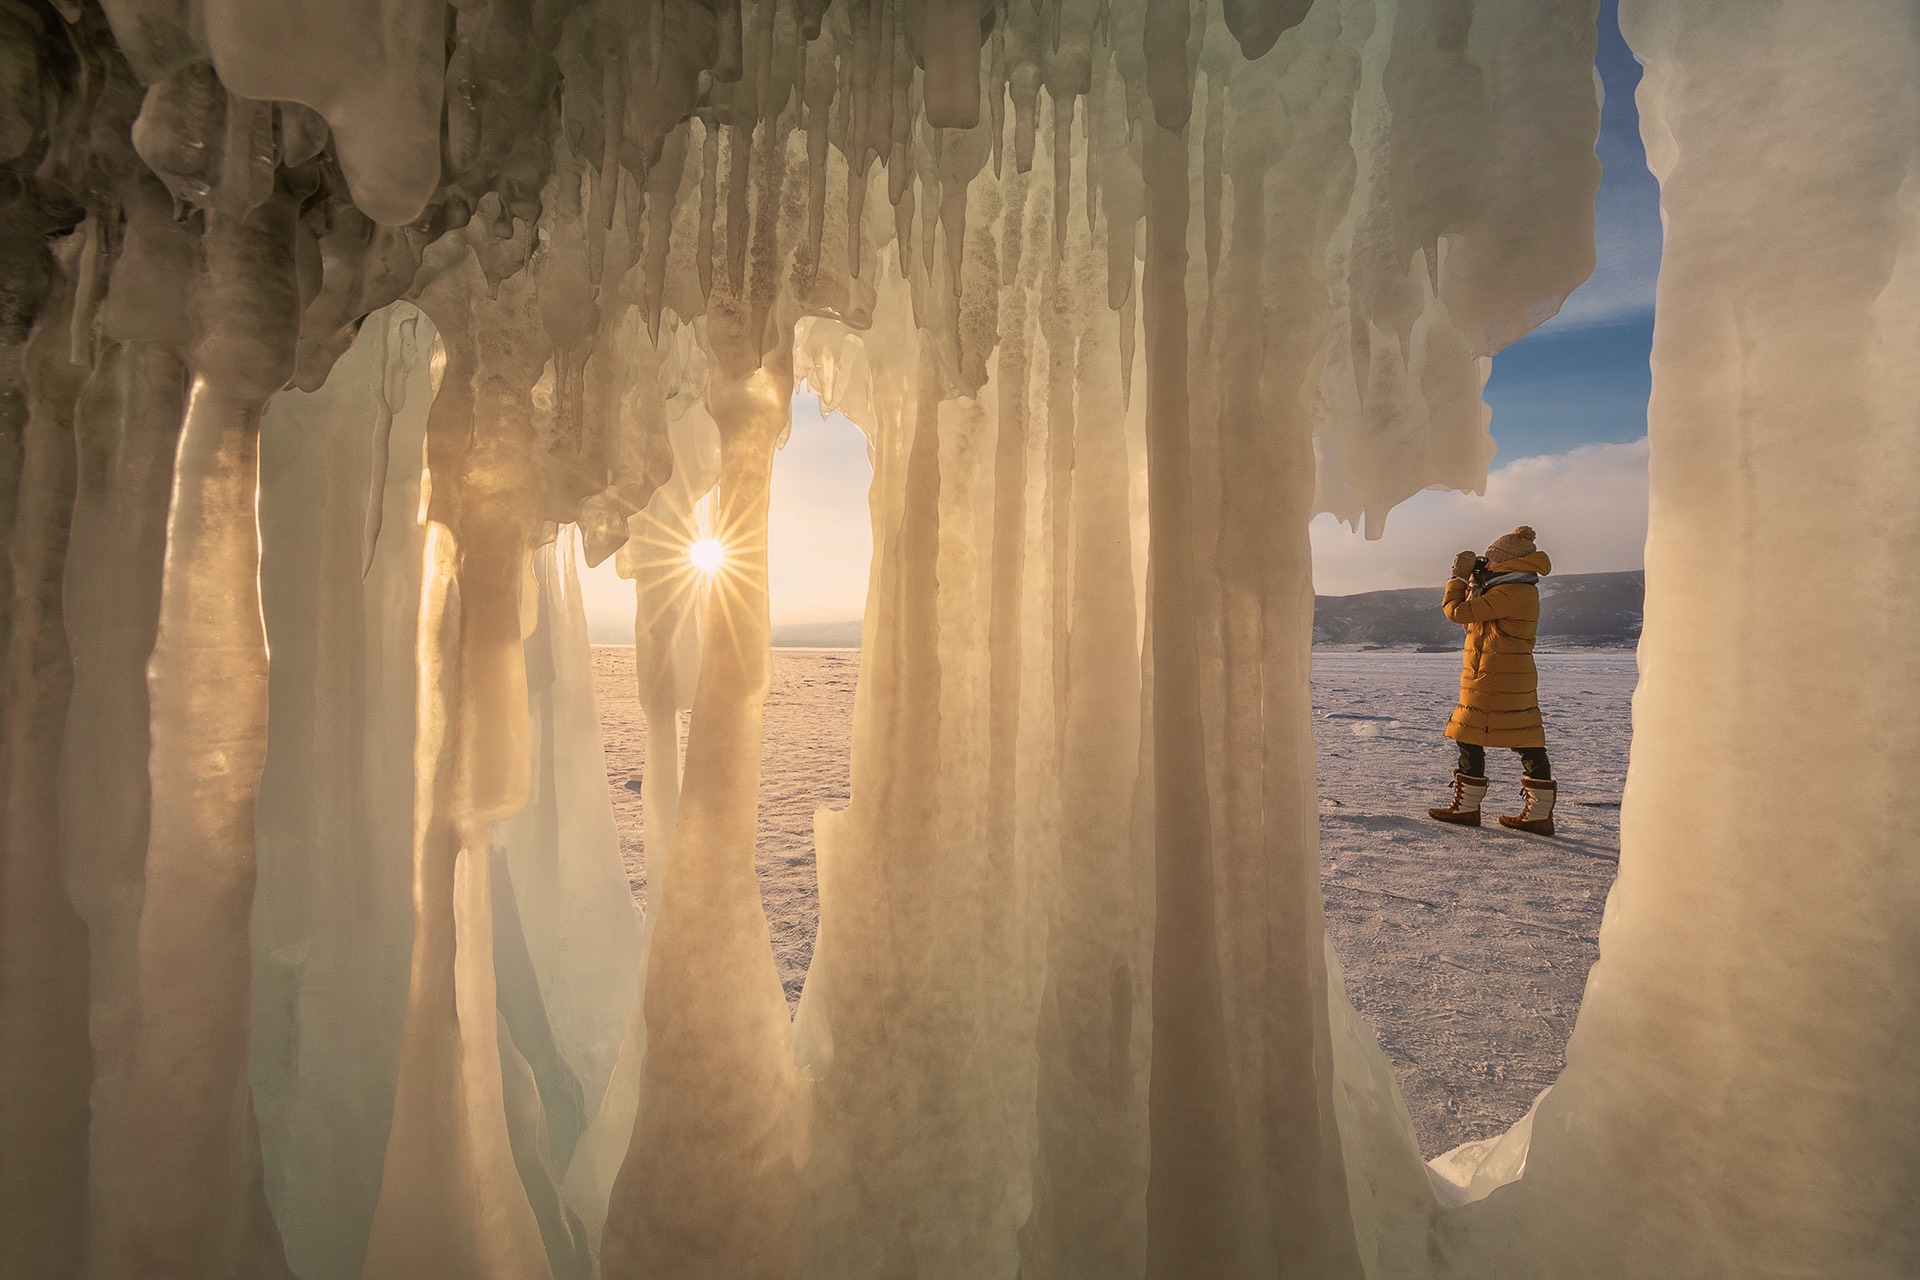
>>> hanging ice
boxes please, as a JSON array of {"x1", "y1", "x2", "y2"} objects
[{"x1": 0, "y1": 2, "x2": 1913, "y2": 1279}]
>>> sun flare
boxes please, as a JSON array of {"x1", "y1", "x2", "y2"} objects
[{"x1": 688, "y1": 536, "x2": 727, "y2": 576}]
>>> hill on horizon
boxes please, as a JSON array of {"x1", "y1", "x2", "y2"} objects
[
  {"x1": 591, "y1": 570, "x2": 1643, "y2": 652},
  {"x1": 1312, "y1": 569, "x2": 1643, "y2": 651}
]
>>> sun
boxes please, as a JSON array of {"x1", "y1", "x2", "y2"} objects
[{"x1": 688, "y1": 536, "x2": 727, "y2": 576}]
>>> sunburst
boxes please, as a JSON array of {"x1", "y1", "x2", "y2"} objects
[
  {"x1": 613, "y1": 492, "x2": 763, "y2": 662},
  {"x1": 688, "y1": 536, "x2": 727, "y2": 576}
]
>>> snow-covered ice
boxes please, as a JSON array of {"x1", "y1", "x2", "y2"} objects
[
  {"x1": 1312, "y1": 651, "x2": 1630, "y2": 1155},
  {"x1": 593, "y1": 645, "x2": 1632, "y2": 1155}
]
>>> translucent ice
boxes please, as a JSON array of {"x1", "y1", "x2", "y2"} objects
[{"x1": 0, "y1": 3, "x2": 1912, "y2": 1279}]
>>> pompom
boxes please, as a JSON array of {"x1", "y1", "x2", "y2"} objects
[{"x1": 1513, "y1": 525, "x2": 1535, "y2": 540}]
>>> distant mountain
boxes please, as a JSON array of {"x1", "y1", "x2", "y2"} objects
[
  {"x1": 1313, "y1": 570, "x2": 1643, "y2": 651},
  {"x1": 771, "y1": 620, "x2": 862, "y2": 649},
  {"x1": 647, "y1": 573, "x2": 1641, "y2": 653}
]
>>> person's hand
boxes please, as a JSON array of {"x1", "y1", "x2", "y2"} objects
[{"x1": 1450, "y1": 550, "x2": 1478, "y2": 581}]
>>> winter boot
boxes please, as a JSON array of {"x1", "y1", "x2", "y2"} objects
[
  {"x1": 1499, "y1": 778, "x2": 1557, "y2": 836},
  {"x1": 1428, "y1": 772, "x2": 1489, "y2": 826}
]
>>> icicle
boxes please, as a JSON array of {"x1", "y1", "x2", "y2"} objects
[
  {"x1": 1011, "y1": 62, "x2": 1041, "y2": 172},
  {"x1": 1219, "y1": 0, "x2": 1310, "y2": 62},
  {"x1": 887, "y1": 25, "x2": 914, "y2": 211},
  {"x1": 1052, "y1": 92, "x2": 1072, "y2": 258},
  {"x1": 871, "y1": 0, "x2": 898, "y2": 177},
  {"x1": 253, "y1": 305, "x2": 429, "y2": 1279},
  {"x1": 599, "y1": 362, "x2": 802, "y2": 1280},
  {"x1": 360, "y1": 250, "x2": 555, "y2": 1280},
  {"x1": 1201, "y1": 70, "x2": 1223, "y2": 285},
  {"x1": 921, "y1": 0, "x2": 983, "y2": 129},
  {"x1": 642, "y1": 128, "x2": 689, "y2": 342},
  {"x1": 716, "y1": 0, "x2": 744, "y2": 84},
  {"x1": 359, "y1": 309, "x2": 417, "y2": 576},
  {"x1": 698, "y1": 123, "x2": 718, "y2": 299},
  {"x1": 126, "y1": 375, "x2": 294, "y2": 1277},
  {"x1": 69, "y1": 211, "x2": 107, "y2": 366},
  {"x1": 1141, "y1": 0, "x2": 1190, "y2": 132},
  {"x1": 58, "y1": 337, "x2": 189, "y2": 1277},
  {"x1": 217, "y1": 91, "x2": 276, "y2": 217},
  {"x1": 1022, "y1": 242, "x2": 1148, "y2": 1280},
  {"x1": 1, "y1": 271, "x2": 89, "y2": 1280},
  {"x1": 1137, "y1": 117, "x2": 1244, "y2": 1279},
  {"x1": 598, "y1": 53, "x2": 626, "y2": 233},
  {"x1": 725, "y1": 124, "x2": 753, "y2": 293},
  {"x1": 277, "y1": 102, "x2": 331, "y2": 167},
  {"x1": 199, "y1": 0, "x2": 447, "y2": 225},
  {"x1": 1083, "y1": 49, "x2": 1102, "y2": 233},
  {"x1": 988, "y1": 23, "x2": 1007, "y2": 179},
  {"x1": 803, "y1": 36, "x2": 832, "y2": 281},
  {"x1": 130, "y1": 61, "x2": 228, "y2": 212}
]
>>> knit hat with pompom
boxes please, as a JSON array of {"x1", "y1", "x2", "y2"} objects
[{"x1": 1485, "y1": 526, "x2": 1537, "y2": 564}]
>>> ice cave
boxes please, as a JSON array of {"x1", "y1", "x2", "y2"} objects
[{"x1": 0, "y1": 0, "x2": 1914, "y2": 1276}]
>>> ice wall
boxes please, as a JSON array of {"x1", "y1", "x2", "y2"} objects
[
  {"x1": 1429, "y1": 4, "x2": 1920, "y2": 1276},
  {"x1": 0, "y1": 1, "x2": 1911, "y2": 1278}
]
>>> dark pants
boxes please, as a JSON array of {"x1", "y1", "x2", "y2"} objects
[{"x1": 1457, "y1": 742, "x2": 1552, "y2": 780}]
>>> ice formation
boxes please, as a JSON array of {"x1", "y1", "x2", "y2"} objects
[{"x1": 0, "y1": 1, "x2": 1912, "y2": 1278}]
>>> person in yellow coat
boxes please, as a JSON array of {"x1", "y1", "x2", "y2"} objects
[{"x1": 1427, "y1": 525, "x2": 1557, "y2": 835}]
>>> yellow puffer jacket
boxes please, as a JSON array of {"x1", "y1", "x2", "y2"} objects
[{"x1": 1442, "y1": 551, "x2": 1552, "y2": 748}]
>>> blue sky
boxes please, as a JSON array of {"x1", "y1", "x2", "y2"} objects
[
  {"x1": 1482, "y1": 0, "x2": 1657, "y2": 459},
  {"x1": 582, "y1": 3, "x2": 1659, "y2": 637}
]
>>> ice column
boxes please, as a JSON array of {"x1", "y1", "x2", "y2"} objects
[
  {"x1": 0, "y1": 252, "x2": 89, "y2": 1277},
  {"x1": 100, "y1": 186, "x2": 305, "y2": 1277},
  {"x1": 600, "y1": 120, "x2": 808, "y2": 1274},
  {"x1": 252, "y1": 306, "x2": 434, "y2": 1280},
  {"x1": 358, "y1": 242, "x2": 554, "y2": 1280}
]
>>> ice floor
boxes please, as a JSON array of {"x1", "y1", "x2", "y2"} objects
[{"x1": 592, "y1": 646, "x2": 1633, "y2": 1156}]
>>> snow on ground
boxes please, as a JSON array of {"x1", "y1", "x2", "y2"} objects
[
  {"x1": 1313, "y1": 650, "x2": 1631, "y2": 1153},
  {"x1": 591, "y1": 646, "x2": 1634, "y2": 1156}
]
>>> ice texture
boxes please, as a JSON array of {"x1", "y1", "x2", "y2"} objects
[{"x1": 0, "y1": 2, "x2": 1912, "y2": 1279}]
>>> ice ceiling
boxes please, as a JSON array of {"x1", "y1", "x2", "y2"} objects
[{"x1": 0, "y1": 0, "x2": 1915, "y2": 1277}]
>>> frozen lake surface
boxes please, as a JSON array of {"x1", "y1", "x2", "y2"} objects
[{"x1": 591, "y1": 646, "x2": 1633, "y2": 1156}]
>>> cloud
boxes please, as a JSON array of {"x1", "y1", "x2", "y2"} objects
[{"x1": 1311, "y1": 438, "x2": 1648, "y2": 596}]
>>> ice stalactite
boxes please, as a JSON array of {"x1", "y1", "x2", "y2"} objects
[
  {"x1": 253, "y1": 306, "x2": 433, "y2": 1280},
  {"x1": 1, "y1": 253, "x2": 89, "y2": 1277},
  {"x1": 125, "y1": 376, "x2": 289, "y2": 1278},
  {"x1": 59, "y1": 325, "x2": 187, "y2": 1279},
  {"x1": 495, "y1": 528, "x2": 642, "y2": 1152},
  {"x1": 562, "y1": 366, "x2": 721, "y2": 1244},
  {"x1": 3, "y1": 1, "x2": 1914, "y2": 1277},
  {"x1": 602, "y1": 360, "x2": 805, "y2": 1280},
  {"x1": 358, "y1": 239, "x2": 554, "y2": 1280},
  {"x1": 48, "y1": 151, "x2": 314, "y2": 1275},
  {"x1": 108, "y1": 180, "x2": 312, "y2": 1278}
]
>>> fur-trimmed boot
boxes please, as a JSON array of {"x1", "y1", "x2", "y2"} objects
[
  {"x1": 1428, "y1": 772, "x2": 1489, "y2": 826},
  {"x1": 1499, "y1": 777, "x2": 1557, "y2": 836}
]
